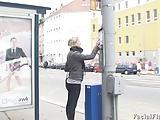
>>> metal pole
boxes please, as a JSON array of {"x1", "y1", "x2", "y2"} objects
[
  {"x1": 101, "y1": 0, "x2": 115, "y2": 120},
  {"x1": 34, "y1": 14, "x2": 39, "y2": 120},
  {"x1": 113, "y1": 95, "x2": 118, "y2": 120}
]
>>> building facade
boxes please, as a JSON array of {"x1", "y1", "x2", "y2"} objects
[
  {"x1": 42, "y1": 0, "x2": 99, "y2": 64},
  {"x1": 90, "y1": 11, "x2": 102, "y2": 48},
  {"x1": 114, "y1": 0, "x2": 160, "y2": 70},
  {"x1": 39, "y1": 18, "x2": 45, "y2": 64}
]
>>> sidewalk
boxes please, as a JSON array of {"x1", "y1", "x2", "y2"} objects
[
  {"x1": 0, "y1": 99, "x2": 84, "y2": 120},
  {"x1": 140, "y1": 70, "x2": 156, "y2": 75}
]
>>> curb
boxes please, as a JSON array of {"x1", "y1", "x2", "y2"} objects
[{"x1": 40, "y1": 97, "x2": 84, "y2": 114}]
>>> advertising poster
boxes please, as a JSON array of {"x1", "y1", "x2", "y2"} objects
[{"x1": 0, "y1": 16, "x2": 32, "y2": 111}]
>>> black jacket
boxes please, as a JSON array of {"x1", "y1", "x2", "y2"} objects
[
  {"x1": 65, "y1": 46, "x2": 99, "y2": 82},
  {"x1": 5, "y1": 47, "x2": 26, "y2": 61}
]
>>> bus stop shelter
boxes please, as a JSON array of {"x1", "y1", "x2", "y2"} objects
[{"x1": 0, "y1": 1, "x2": 50, "y2": 120}]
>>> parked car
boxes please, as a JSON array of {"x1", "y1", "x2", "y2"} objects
[
  {"x1": 116, "y1": 64, "x2": 140, "y2": 74},
  {"x1": 50, "y1": 64, "x2": 57, "y2": 69},
  {"x1": 43, "y1": 61, "x2": 48, "y2": 69},
  {"x1": 55, "y1": 63, "x2": 65, "y2": 70},
  {"x1": 85, "y1": 64, "x2": 94, "y2": 72},
  {"x1": 45, "y1": 63, "x2": 65, "y2": 70},
  {"x1": 94, "y1": 63, "x2": 102, "y2": 73}
]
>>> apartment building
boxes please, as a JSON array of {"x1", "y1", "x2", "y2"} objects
[
  {"x1": 114, "y1": 0, "x2": 160, "y2": 69},
  {"x1": 42, "y1": 0, "x2": 98, "y2": 64}
]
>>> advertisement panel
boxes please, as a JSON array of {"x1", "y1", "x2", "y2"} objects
[{"x1": 0, "y1": 15, "x2": 33, "y2": 111}]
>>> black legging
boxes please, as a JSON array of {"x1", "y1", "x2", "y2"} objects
[{"x1": 66, "y1": 82, "x2": 81, "y2": 120}]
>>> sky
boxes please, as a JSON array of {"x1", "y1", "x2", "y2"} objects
[
  {"x1": 0, "y1": 0, "x2": 125, "y2": 16},
  {"x1": 1, "y1": 0, "x2": 125, "y2": 12},
  {"x1": 1, "y1": 0, "x2": 74, "y2": 12}
]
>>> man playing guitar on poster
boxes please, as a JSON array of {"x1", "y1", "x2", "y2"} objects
[{"x1": 5, "y1": 37, "x2": 28, "y2": 91}]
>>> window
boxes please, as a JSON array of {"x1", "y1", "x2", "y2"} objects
[
  {"x1": 138, "y1": 13, "x2": 141, "y2": 24},
  {"x1": 146, "y1": 11, "x2": 150, "y2": 22},
  {"x1": 126, "y1": 51, "x2": 129, "y2": 56},
  {"x1": 93, "y1": 12, "x2": 95, "y2": 17},
  {"x1": 118, "y1": 3, "x2": 120, "y2": 10},
  {"x1": 125, "y1": 16, "x2": 129, "y2": 26},
  {"x1": 93, "y1": 24, "x2": 95, "y2": 32},
  {"x1": 153, "y1": 9, "x2": 158, "y2": 20},
  {"x1": 118, "y1": 18, "x2": 121, "y2": 28},
  {"x1": 125, "y1": 1, "x2": 128, "y2": 8},
  {"x1": 113, "y1": 6, "x2": 115, "y2": 11},
  {"x1": 131, "y1": 15, "x2": 134, "y2": 24},
  {"x1": 118, "y1": 37, "x2": 122, "y2": 44},
  {"x1": 126, "y1": 36, "x2": 129, "y2": 43},
  {"x1": 132, "y1": 51, "x2": 135, "y2": 56}
]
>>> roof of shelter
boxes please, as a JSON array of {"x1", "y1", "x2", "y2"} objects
[{"x1": 0, "y1": 1, "x2": 51, "y2": 14}]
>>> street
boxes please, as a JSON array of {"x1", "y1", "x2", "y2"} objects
[
  {"x1": 40, "y1": 68, "x2": 160, "y2": 120},
  {"x1": 1, "y1": 68, "x2": 160, "y2": 120}
]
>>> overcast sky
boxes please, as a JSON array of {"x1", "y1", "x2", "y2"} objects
[{"x1": 1, "y1": 0, "x2": 74, "y2": 12}]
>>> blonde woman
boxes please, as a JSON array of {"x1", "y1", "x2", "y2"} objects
[{"x1": 64, "y1": 37, "x2": 100, "y2": 120}]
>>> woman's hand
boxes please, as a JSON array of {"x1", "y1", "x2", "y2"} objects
[{"x1": 96, "y1": 40, "x2": 103, "y2": 49}]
